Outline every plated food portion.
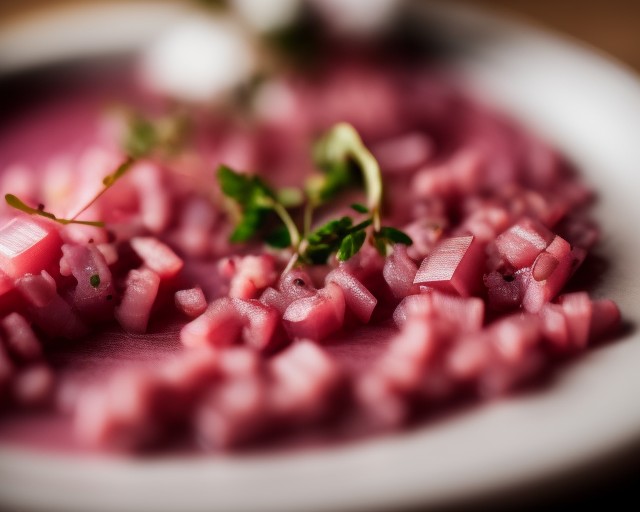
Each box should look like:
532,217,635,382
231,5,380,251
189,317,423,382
0,3,622,454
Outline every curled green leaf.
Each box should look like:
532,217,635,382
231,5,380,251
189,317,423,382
337,229,366,261
312,123,382,228
379,226,413,246
350,203,369,214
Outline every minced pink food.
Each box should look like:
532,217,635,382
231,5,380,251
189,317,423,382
0,57,621,453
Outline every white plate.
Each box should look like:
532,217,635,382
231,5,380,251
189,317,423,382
1,2,640,511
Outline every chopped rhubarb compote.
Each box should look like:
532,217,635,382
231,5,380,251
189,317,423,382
0,45,622,454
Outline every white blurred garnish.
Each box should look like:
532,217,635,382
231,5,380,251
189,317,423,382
141,15,257,103
231,0,301,33
311,0,399,36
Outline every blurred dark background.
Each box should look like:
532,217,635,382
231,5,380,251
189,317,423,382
1,0,640,71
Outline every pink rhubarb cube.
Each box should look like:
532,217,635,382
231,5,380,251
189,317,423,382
494,218,554,270
413,236,485,297
0,217,61,279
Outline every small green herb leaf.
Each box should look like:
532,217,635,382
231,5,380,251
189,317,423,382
89,274,101,288
265,225,292,248
217,165,274,206
337,229,366,261
229,208,267,243
307,216,352,245
378,226,413,246
123,116,157,158
276,187,304,208
217,165,301,248
350,203,369,214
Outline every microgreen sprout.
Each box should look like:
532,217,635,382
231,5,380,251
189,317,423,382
5,156,136,228
217,122,412,271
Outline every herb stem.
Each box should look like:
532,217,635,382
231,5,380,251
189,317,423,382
271,201,301,250
70,156,135,221
283,252,299,274
303,201,314,238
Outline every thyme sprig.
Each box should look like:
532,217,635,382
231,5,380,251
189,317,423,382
217,122,412,270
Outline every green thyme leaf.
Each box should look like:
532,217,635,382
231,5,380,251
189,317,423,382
217,165,301,248
89,274,101,288
301,215,373,264
265,225,292,248
378,226,413,246
229,207,268,243
337,229,366,261
217,165,274,207
123,116,157,158
350,203,369,214
276,187,304,208
306,216,352,246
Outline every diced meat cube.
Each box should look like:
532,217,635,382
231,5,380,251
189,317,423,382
218,347,261,378
11,364,54,407
115,269,160,333
1,312,42,362
158,348,220,403
522,235,575,313
540,303,571,351
181,298,243,349
325,268,377,323
372,132,433,174
0,270,12,298
483,270,528,312
282,283,345,341
268,340,342,423
14,270,56,307
130,237,184,279
0,342,15,387
447,336,492,382
131,162,171,233
96,243,118,266
16,272,88,339
181,298,283,352
219,254,278,299
557,292,592,350
0,217,61,279
61,244,116,318
233,299,284,353
377,318,437,392
258,287,290,314
175,287,207,318
278,269,317,301
494,218,554,269
393,290,484,334
74,372,164,450
383,245,419,299
490,314,541,363
355,372,408,430
414,236,485,297
195,375,267,450
589,299,621,341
